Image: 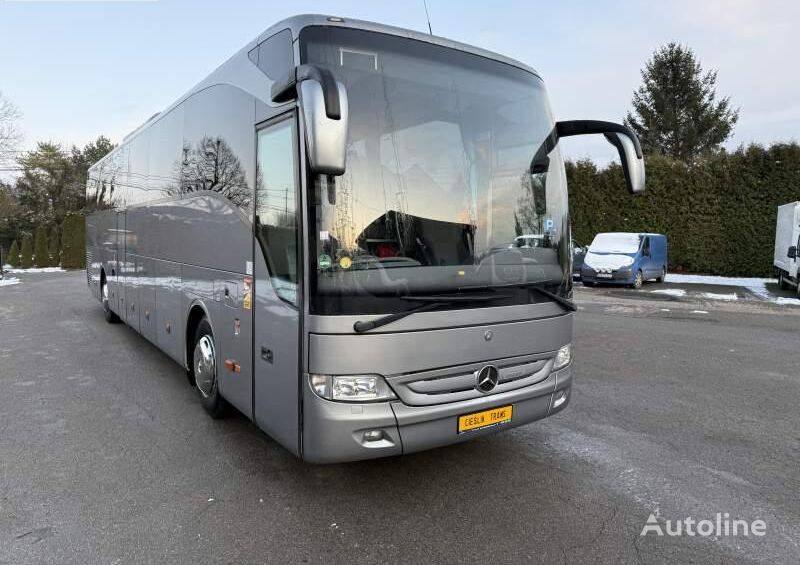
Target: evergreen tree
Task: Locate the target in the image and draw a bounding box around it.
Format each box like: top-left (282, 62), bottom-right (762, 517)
top-left (19, 236), bottom-right (33, 269)
top-left (48, 226), bottom-right (60, 267)
top-left (625, 43), bottom-right (739, 163)
top-left (7, 239), bottom-right (19, 267)
top-left (61, 213), bottom-right (85, 269)
top-left (34, 225), bottom-right (49, 267)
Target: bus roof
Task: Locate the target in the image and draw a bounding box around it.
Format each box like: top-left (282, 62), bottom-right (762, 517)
top-left (94, 14), bottom-right (541, 172)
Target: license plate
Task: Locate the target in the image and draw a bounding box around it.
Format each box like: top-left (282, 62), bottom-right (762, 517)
top-left (596, 273), bottom-right (613, 278)
top-left (458, 405), bottom-right (513, 433)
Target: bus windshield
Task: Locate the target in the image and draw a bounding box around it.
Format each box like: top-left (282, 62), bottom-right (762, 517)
top-left (301, 26), bottom-right (569, 315)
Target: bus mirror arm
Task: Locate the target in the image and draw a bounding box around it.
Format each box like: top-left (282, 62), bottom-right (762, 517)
top-left (271, 64), bottom-right (349, 177)
top-left (554, 120), bottom-right (646, 194)
top-left (271, 64), bottom-right (341, 119)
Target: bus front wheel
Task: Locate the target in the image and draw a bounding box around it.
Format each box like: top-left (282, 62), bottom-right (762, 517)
top-left (192, 318), bottom-right (228, 419)
top-left (101, 275), bottom-right (120, 324)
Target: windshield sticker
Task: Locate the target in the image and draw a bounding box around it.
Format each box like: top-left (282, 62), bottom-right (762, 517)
top-left (339, 256), bottom-right (353, 270)
top-left (319, 230), bottom-right (330, 241)
top-left (318, 254), bottom-right (332, 270)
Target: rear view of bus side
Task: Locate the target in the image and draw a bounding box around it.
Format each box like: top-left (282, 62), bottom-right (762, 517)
top-left (86, 15), bottom-right (645, 463)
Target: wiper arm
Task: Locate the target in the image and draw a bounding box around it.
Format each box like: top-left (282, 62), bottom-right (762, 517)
top-left (353, 292), bottom-right (510, 333)
top-left (459, 281), bottom-right (577, 313)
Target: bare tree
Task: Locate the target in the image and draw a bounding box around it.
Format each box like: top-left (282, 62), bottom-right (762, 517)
top-left (166, 136), bottom-right (250, 209)
top-left (0, 91), bottom-right (22, 166)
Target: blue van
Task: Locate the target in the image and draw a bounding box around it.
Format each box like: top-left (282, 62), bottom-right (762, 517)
top-left (581, 232), bottom-right (668, 288)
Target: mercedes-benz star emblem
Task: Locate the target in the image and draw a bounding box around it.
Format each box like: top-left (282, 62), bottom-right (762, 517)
top-left (475, 365), bottom-right (500, 393)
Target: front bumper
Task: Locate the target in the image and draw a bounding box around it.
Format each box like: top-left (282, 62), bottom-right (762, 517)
top-left (581, 267), bottom-right (635, 284)
top-left (300, 366), bottom-right (572, 463)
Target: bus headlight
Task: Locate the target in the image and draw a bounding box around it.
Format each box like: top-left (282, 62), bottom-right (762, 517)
top-left (553, 344), bottom-right (572, 370)
top-left (309, 374), bottom-right (397, 402)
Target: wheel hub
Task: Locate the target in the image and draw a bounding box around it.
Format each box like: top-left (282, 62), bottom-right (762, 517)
top-left (193, 335), bottom-right (216, 398)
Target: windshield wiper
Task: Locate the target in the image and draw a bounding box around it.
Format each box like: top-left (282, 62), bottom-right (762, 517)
top-left (353, 292), bottom-right (510, 333)
top-left (459, 281), bottom-right (577, 313)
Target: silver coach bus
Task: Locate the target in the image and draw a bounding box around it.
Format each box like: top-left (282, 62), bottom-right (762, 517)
top-left (86, 15), bottom-right (645, 463)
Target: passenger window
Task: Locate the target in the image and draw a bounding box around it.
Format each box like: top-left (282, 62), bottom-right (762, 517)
top-left (256, 117), bottom-right (299, 305)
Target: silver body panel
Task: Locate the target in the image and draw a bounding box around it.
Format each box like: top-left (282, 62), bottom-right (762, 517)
top-left (85, 14), bottom-right (571, 463)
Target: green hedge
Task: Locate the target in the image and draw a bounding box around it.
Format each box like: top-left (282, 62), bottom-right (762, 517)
top-left (61, 213), bottom-right (85, 269)
top-left (48, 227), bottom-right (60, 267)
top-left (34, 225), bottom-right (49, 268)
top-left (568, 143), bottom-right (800, 276)
top-left (19, 236), bottom-right (33, 269)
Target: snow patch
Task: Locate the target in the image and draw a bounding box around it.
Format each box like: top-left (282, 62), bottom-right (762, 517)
top-left (0, 277), bottom-right (21, 287)
top-left (701, 292), bottom-right (738, 301)
top-left (650, 289), bottom-right (686, 297)
top-left (774, 297), bottom-right (800, 306)
top-left (665, 274), bottom-right (773, 298)
top-left (691, 310), bottom-right (710, 314)
top-left (5, 267), bottom-right (66, 274)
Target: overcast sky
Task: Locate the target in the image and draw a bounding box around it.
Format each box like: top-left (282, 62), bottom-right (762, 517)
top-left (1, 0), bottom-right (798, 165)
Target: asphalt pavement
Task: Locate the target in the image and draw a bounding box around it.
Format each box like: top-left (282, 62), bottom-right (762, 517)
top-left (1, 272), bottom-right (798, 564)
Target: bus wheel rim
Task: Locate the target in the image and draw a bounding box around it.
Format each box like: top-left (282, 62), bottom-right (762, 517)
top-left (194, 335), bottom-right (216, 398)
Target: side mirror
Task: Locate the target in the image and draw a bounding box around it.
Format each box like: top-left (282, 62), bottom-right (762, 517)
top-left (556, 120), bottom-right (646, 194)
top-left (271, 64), bottom-right (349, 176)
top-left (788, 246), bottom-right (797, 259)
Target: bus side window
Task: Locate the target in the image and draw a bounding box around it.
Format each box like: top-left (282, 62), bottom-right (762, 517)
top-left (255, 117), bottom-right (299, 305)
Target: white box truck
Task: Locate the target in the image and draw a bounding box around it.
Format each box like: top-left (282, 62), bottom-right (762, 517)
top-left (774, 202), bottom-right (800, 294)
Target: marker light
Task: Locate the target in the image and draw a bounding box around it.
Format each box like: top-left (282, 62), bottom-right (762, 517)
top-left (309, 374), bottom-right (397, 402)
top-left (553, 344), bottom-right (572, 370)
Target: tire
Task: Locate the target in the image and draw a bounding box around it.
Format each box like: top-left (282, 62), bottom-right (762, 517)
top-left (655, 267), bottom-right (666, 283)
top-left (631, 270), bottom-right (643, 289)
top-left (778, 271), bottom-right (790, 290)
top-left (101, 277), bottom-right (120, 323)
top-left (191, 318), bottom-right (228, 419)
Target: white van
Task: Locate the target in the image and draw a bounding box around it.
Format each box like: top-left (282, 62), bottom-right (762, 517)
top-left (774, 202), bottom-right (800, 294)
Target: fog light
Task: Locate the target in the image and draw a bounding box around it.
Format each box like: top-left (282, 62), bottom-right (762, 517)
top-left (553, 344), bottom-right (572, 370)
top-left (553, 389), bottom-right (568, 408)
top-left (363, 430), bottom-right (385, 442)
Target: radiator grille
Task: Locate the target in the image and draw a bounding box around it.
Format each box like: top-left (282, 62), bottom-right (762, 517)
top-left (388, 354), bottom-right (555, 406)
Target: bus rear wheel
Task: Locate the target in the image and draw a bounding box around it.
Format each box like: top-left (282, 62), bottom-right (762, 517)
top-left (192, 318), bottom-right (228, 419)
